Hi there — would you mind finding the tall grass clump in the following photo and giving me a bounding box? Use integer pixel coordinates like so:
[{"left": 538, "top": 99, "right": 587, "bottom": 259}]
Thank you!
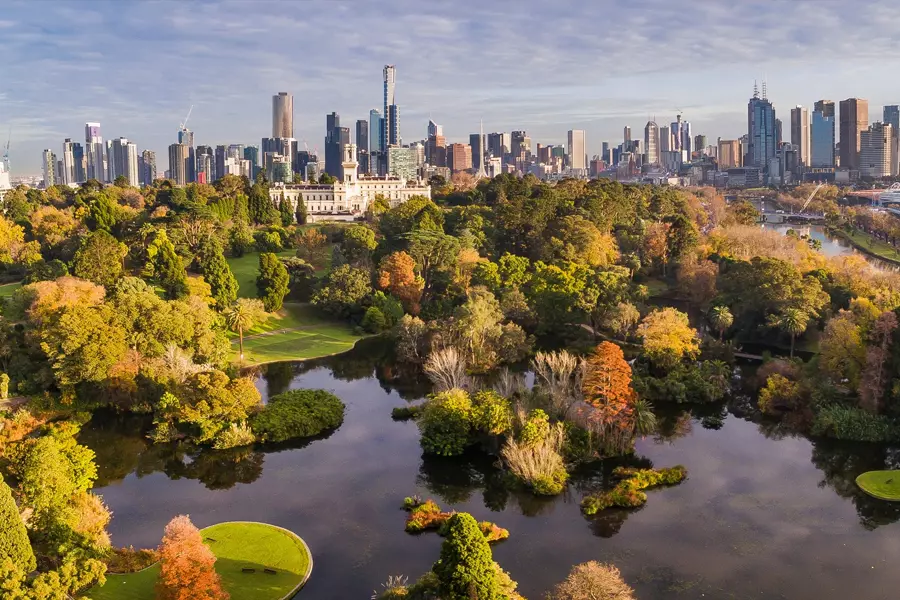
[{"left": 501, "top": 422, "right": 569, "bottom": 495}]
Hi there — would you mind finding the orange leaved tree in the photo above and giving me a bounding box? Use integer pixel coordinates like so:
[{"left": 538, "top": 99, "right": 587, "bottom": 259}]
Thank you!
[
  {"left": 156, "top": 515, "right": 228, "bottom": 600},
  {"left": 377, "top": 251, "right": 423, "bottom": 314},
  {"left": 581, "top": 342, "right": 638, "bottom": 454}
]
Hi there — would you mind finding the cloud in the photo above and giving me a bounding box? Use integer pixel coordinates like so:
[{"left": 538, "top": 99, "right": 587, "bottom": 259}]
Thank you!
[{"left": 5, "top": 0, "right": 900, "bottom": 173}]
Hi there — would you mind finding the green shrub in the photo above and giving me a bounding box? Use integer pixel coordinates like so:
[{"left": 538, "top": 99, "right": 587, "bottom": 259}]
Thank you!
[
  {"left": 362, "top": 306, "right": 388, "bottom": 333},
  {"left": 0, "top": 480, "right": 36, "bottom": 572},
  {"left": 581, "top": 465, "right": 688, "bottom": 515},
  {"left": 250, "top": 389, "right": 345, "bottom": 443},
  {"left": 517, "top": 408, "right": 550, "bottom": 447},
  {"left": 471, "top": 390, "right": 512, "bottom": 436},
  {"left": 633, "top": 360, "right": 731, "bottom": 403},
  {"left": 532, "top": 472, "right": 568, "bottom": 496},
  {"left": 433, "top": 513, "right": 498, "bottom": 600},
  {"left": 417, "top": 390, "right": 472, "bottom": 456},
  {"left": 811, "top": 404, "right": 899, "bottom": 442},
  {"left": 212, "top": 422, "right": 256, "bottom": 449}
]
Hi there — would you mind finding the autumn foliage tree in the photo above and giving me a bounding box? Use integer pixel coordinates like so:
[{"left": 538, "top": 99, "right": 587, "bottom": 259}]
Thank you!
[
  {"left": 377, "top": 251, "right": 422, "bottom": 314},
  {"left": 156, "top": 515, "right": 228, "bottom": 600},
  {"left": 582, "top": 342, "right": 635, "bottom": 423}
]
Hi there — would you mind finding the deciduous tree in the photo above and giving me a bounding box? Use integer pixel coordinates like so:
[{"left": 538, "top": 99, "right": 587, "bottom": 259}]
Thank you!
[
  {"left": 156, "top": 515, "right": 228, "bottom": 600},
  {"left": 377, "top": 251, "right": 422, "bottom": 314},
  {"left": 550, "top": 561, "right": 636, "bottom": 600},
  {"left": 73, "top": 230, "right": 127, "bottom": 288},
  {"left": 311, "top": 264, "right": 373, "bottom": 320},
  {"left": 582, "top": 342, "right": 635, "bottom": 422},
  {"left": 636, "top": 308, "right": 700, "bottom": 368}
]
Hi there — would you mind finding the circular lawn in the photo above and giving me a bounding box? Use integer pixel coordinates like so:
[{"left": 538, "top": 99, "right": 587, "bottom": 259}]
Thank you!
[{"left": 86, "top": 521, "right": 312, "bottom": 600}]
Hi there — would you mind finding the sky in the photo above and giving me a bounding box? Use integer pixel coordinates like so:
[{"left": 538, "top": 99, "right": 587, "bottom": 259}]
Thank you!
[{"left": 4, "top": 0, "right": 900, "bottom": 175}]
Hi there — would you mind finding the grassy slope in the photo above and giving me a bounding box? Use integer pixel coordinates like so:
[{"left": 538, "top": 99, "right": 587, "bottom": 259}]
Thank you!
[
  {"left": 834, "top": 229, "right": 900, "bottom": 265},
  {"left": 856, "top": 470, "right": 900, "bottom": 501},
  {"left": 0, "top": 281, "right": 21, "bottom": 298},
  {"left": 225, "top": 252, "right": 361, "bottom": 366},
  {"left": 86, "top": 522, "right": 310, "bottom": 600}
]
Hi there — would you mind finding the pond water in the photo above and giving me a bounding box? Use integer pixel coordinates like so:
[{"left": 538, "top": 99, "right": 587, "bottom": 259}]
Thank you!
[{"left": 79, "top": 340, "right": 900, "bottom": 600}]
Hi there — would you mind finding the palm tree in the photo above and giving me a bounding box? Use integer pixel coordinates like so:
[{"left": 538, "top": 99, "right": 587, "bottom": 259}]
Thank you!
[
  {"left": 769, "top": 308, "right": 809, "bottom": 358},
  {"left": 631, "top": 398, "right": 657, "bottom": 437},
  {"left": 708, "top": 306, "right": 733, "bottom": 342},
  {"left": 223, "top": 298, "right": 266, "bottom": 360}
]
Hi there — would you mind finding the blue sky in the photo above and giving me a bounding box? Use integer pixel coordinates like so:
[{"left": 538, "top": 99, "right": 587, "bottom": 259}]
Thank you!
[{"left": 4, "top": 0, "right": 900, "bottom": 175}]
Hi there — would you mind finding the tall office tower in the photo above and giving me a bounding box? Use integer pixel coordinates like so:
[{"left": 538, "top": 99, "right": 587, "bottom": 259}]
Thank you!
[
  {"left": 42, "top": 149, "right": 57, "bottom": 187},
  {"left": 72, "top": 142, "right": 85, "bottom": 183},
  {"left": 427, "top": 119, "right": 443, "bottom": 138},
  {"left": 272, "top": 92, "right": 293, "bottom": 138},
  {"left": 860, "top": 122, "right": 893, "bottom": 178},
  {"left": 177, "top": 128, "right": 195, "bottom": 182},
  {"left": 642, "top": 122, "right": 659, "bottom": 165},
  {"left": 125, "top": 141, "right": 139, "bottom": 186},
  {"left": 681, "top": 121, "right": 693, "bottom": 156},
  {"left": 325, "top": 113, "right": 350, "bottom": 179},
  {"left": 446, "top": 143, "right": 473, "bottom": 173},
  {"left": 670, "top": 115, "right": 683, "bottom": 151},
  {"left": 747, "top": 83, "right": 777, "bottom": 169},
  {"left": 383, "top": 65, "right": 399, "bottom": 151},
  {"left": 139, "top": 150, "right": 157, "bottom": 185},
  {"left": 511, "top": 131, "right": 530, "bottom": 159},
  {"left": 195, "top": 146, "right": 213, "bottom": 182},
  {"left": 566, "top": 130, "right": 586, "bottom": 173},
  {"left": 811, "top": 108, "right": 836, "bottom": 167},
  {"left": 487, "top": 132, "right": 510, "bottom": 160},
  {"left": 110, "top": 137, "right": 138, "bottom": 185},
  {"left": 623, "top": 126, "right": 631, "bottom": 143},
  {"left": 84, "top": 122, "right": 105, "bottom": 181},
  {"left": 775, "top": 118, "right": 783, "bottom": 147},
  {"left": 105, "top": 140, "right": 115, "bottom": 181},
  {"left": 215, "top": 145, "right": 227, "bottom": 180},
  {"left": 368, "top": 109, "right": 384, "bottom": 175},
  {"left": 61, "top": 139, "right": 77, "bottom": 184},
  {"left": 839, "top": 98, "right": 868, "bottom": 171},
  {"left": 355, "top": 119, "right": 369, "bottom": 173},
  {"left": 168, "top": 143, "right": 189, "bottom": 185},
  {"left": 814, "top": 100, "right": 835, "bottom": 118},
  {"left": 244, "top": 146, "right": 259, "bottom": 168},
  {"left": 469, "top": 131, "right": 486, "bottom": 174},
  {"left": 601, "top": 141, "right": 610, "bottom": 163},
  {"left": 694, "top": 135, "right": 708, "bottom": 155},
  {"left": 655, "top": 126, "right": 668, "bottom": 154},
  {"left": 717, "top": 139, "right": 743, "bottom": 168},
  {"left": 425, "top": 132, "right": 446, "bottom": 167},
  {"left": 790, "top": 106, "right": 811, "bottom": 166}
]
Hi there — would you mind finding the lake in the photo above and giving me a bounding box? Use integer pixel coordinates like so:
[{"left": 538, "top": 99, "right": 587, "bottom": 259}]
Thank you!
[{"left": 78, "top": 340, "right": 900, "bottom": 600}]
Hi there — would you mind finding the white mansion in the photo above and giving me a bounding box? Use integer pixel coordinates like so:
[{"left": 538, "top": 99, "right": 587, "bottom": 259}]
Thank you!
[{"left": 269, "top": 143, "right": 431, "bottom": 221}]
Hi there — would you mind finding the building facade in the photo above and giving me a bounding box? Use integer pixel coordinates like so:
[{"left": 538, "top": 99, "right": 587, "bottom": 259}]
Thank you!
[
  {"left": 811, "top": 110, "right": 835, "bottom": 167},
  {"left": 790, "top": 105, "right": 811, "bottom": 166},
  {"left": 383, "top": 65, "right": 399, "bottom": 151},
  {"left": 567, "top": 129, "right": 587, "bottom": 173},
  {"left": 42, "top": 149, "right": 56, "bottom": 188},
  {"left": 860, "top": 122, "right": 893, "bottom": 178},
  {"left": 469, "top": 132, "right": 486, "bottom": 173},
  {"left": 167, "top": 143, "right": 189, "bottom": 185},
  {"left": 272, "top": 92, "right": 293, "bottom": 139},
  {"left": 139, "top": 150, "right": 156, "bottom": 185},
  {"left": 643, "top": 122, "right": 659, "bottom": 166},
  {"left": 839, "top": 98, "right": 868, "bottom": 171},
  {"left": 748, "top": 89, "right": 777, "bottom": 170},
  {"left": 446, "top": 143, "right": 472, "bottom": 173},
  {"left": 718, "top": 139, "right": 743, "bottom": 169},
  {"left": 271, "top": 143, "right": 429, "bottom": 222},
  {"left": 85, "top": 122, "right": 105, "bottom": 182}
]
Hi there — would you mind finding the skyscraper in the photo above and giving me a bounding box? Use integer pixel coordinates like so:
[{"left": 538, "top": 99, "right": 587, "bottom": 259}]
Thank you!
[
  {"left": 642, "top": 122, "right": 658, "bottom": 166},
  {"left": 110, "top": 137, "right": 138, "bottom": 185},
  {"left": 62, "top": 139, "right": 77, "bottom": 185},
  {"left": 139, "top": 150, "right": 157, "bottom": 186},
  {"left": 790, "top": 106, "right": 811, "bottom": 166},
  {"left": 670, "top": 116, "right": 683, "bottom": 151},
  {"left": 84, "top": 122, "right": 105, "bottom": 181},
  {"left": 694, "top": 135, "right": 708, "bottom": 155},
  {"left": 567, "top": 130, "right": 586, "bottom": 174},
  {"left": 272, "top": 92, "right": 293, "bottom": 138},
  {"left": 168, "top": 143, "right": 189, "bottom": 185},
  {"left": 718, "top": 139, "right": 743, "bottom": 169},
  {"left": 487, "top": 133, "right": 510, "bottom": 160},
  {"left": 177, "top": 127, "right": 195, "bottom": 183},
  {"left": 469, "top": 132, "right": 486, "bottom": 174},
  {"left": 681, "top": 121, "right": 693, "bottom": 156},
  {"left": 860, "top": 122, "right": 892, "bottom": 178},
  {"left": 811, "top": 108, "right": 835, "bottom": 168},
  {"left": 747, "top": 83, "right": 777, "bottom": 169},
  {"left": 814, "top": 100, "right": 835, "bottom": 118},
  {"left": 325, "top": 112, "right": 349, "bottom": 179},
  {"left": 658, "top": 126, "right": 671, "bottom": 153},
  {"left": 839, "top": 98, "right": 868, "bottom": 171},
  {"left": 196, "top": 146, "right": 214, "bottom": 183},
  {"left": 428, "top": 120, "right": 443, "bottom": 139},
  {"left": 369, "top": 109, "right": 384, "bottom": 175},
  {"left": 72, "top": 142, "right": 85, "bottom": 183},
  {"left": 42, "top": 149, "right": 56, "bottom": 187},
  {"left": 383, "top": 65, "right": 399, "bottom": 151},
  {"left": 884, "top": 105, "right": 900, "bottom": 176},
  {"left": 446, "top": 143, "right": 472, "bottom": 173},
  {"left": 356, "top": 119, "right": 369, "bottom": 173},
  {"left": 623, "top": 126, "right": 631, "bottom": 143},
  {"left": 215, "top": 145, "right": 227, "bottom": 180}
]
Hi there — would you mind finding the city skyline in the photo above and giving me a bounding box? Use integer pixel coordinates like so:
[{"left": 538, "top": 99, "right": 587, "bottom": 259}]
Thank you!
[{"left": 5, "top": 0, "right": 900, "bottom": 173}]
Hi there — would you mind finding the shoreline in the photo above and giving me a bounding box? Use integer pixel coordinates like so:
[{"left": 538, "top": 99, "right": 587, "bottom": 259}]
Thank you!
[{"left": 828, "top": 227, "right": 900, "bottom": 267}]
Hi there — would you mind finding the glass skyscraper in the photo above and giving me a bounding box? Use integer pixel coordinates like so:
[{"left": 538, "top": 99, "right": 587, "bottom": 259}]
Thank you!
[
  {"left": 748, "top": 89, "right": 776, "bottom": 170},
  {"left": 811, "top": 110, "right": 835, "bottom": 167}
]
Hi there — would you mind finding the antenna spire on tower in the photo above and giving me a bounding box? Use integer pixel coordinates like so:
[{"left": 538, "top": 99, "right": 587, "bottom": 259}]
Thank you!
[
  {"left": 753, "top": 80, "right": 759, "bottom": 99},
  {"left": 762, "top": 79, "right": 768, "bottom": 100}
]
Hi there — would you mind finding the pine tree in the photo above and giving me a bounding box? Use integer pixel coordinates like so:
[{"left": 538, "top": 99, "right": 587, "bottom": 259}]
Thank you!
[
  {"left": 256, "top": 253, "right": 290, "bottom": 312},
  {"left": 432, "top": 513, "right": 498, "bottom": 600},
  {"left": 279, "top": 194, "right": 293, "bottom": 226},
  {"left": 248, "top": 175, "right": 275, "bottom": 225},
  {"left": 156, "top": 515, "right": 227, "bottom": 600},
  {"left": 198, "top": 237, "right": 239, "bottom": 309},
  {"left": 295, "top": 196, "right": 308, "bottom": 225},
  {"left": 0, "top": 480, "right": 36, "bottom": 573}
]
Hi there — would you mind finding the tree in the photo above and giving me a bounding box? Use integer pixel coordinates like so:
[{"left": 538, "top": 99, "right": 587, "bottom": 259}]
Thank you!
[
  {"left": 860, "top": 311, "right": 897, "bottom": 413},
  {"left": 16, "top": 435, "right": 81, "bottom": 528},
  {"left": 642, "top": 221, "right": 671, "bottom": 275},
  {"left": 550, "top": 561, "right": 636, "bottom": 600},
  {"left": 146, "top": 230, "right": 188, "bottom": 299},
  {"left": 377, "top": 251, "right": 422, "bottom": 314},
  {"left": 378, "top": 196, "right": 444, "bottom": 248},
  {"left": 582, "top": 342, "right": 635, "bottom": 422},
  {"left": 40, "top": 304, "right": 128, "bottom": 388},
  {"left": 342, "top": 224, "right": 377, "bottom": 264},
  {"left": 768, "top": 308, "right": 809, "bottom": 358},
  {"left": 156, "top": 515, "right": 228, "bottom": 600},
  {"left": 605, "top": 302, "right": 640, "bottom": 341},
  {"left": 676, "top": 257, "right": 718, "bottom": 306},
  {"left": 73, "top": 230, "right": 127, "bottom": 288},
  {"left": 547, "top": 215, "right": 619, "bottom": 267},
  {"left": 248, "top": 176, "right": 276, "bottom": 225},
  {"left": 311, "top": 265, "right": 373, "bottom": 320},
  {"left": 453, "top": 288, "right": 504, "bottom": 371},
  {"left": 819, "top": 311, "right": 865, "bottom": 388},
  {"left": 224, "top": 299, "right": 266, "bottom": 360},
  {"left": 432, "top": 512, "right": 498, "bottom": 600},
  {"left": 708, "top": 306, "right": 733, "bottom": 341},
  {"left": 278, "top": 194, "right": 293, "bottom": 226},
  {"left": 636, "top": 308, "right": 700, "bottom": 368},
  {"left": 295, "top": 227, "right": 328, "bottom": 268},
  {"left": 197, "top": 238, "right": 239, "bottom": 309},
  {"left": 295, "top": 196, "right": 307, "bottom": 225},
  {"left": 665, "top": 214, "right": 699, "bottom": 262},
  {"left": 0, "top": 480, "right": 35, "bottom": 573},
  {"left": 0, "top": 214, "right": 40, "bottom": 266},
  {"left": 256, "top": 252, "right": 290, "bottom": 312},
  {"left": 228, "top": 222, "right": 254, "bottom": 257},
  {"left": 406, "top": 230, "right": 460, "bottom": 301},
  {"left": 725, "top": 200, "right": 760, "bottom": 226}
]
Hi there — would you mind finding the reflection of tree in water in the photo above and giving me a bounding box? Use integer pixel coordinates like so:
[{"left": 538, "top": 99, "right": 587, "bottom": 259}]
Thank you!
[
  {"left": 810, "top": 439, "right": 900, "bottom": 530},
  {"left": 77, "top": 411, "right": 153, "bottom": 487},
  {"left": 261, "top": 361, "right": 297, "bottom": 398},
  {"left": 570, "top": 455, "right": 655, "bottom": 538}
]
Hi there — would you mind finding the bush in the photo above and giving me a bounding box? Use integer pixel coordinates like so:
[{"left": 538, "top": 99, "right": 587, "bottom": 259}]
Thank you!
[
  {"left": 471, "top": 390, "right": 513, "bottom": 436},
  {"left": 0, "top": 479, "right": 36, "bottom": 572},
  {"left": 362, "top": 306, "right": 388, "bottom": 333},
  {"left": 811, "top": 404, "right": 899, "bottom": 442},
  {"left": 433, "top": 513, "right": 498, "bottom": 600},
  {"left": 417, "top": 389, "right": 472, "bottom": 456},
  {"left": 212, "top": 422, "right": 256, "bottom": 449},
  {"left": 633, "top": 360, "right": 731, "bottom": 403},
  {"left": 517, "top": 409, "right": 550, "bottom": 447},
  {"left": 550, "top": 561, "right": 636, "bottom": 600},
  {"left": 758, "top": 374, "right": 804, "bottom": 414},
  {"left": 250, "top": 389, "right": 345, "bottom": 443},
  {"left": 502, "top": 423, "right": 568, "bottom": 496},
  {"left": 404, "top": 499, "right": 509, "bottom": 544},
  {"left": 105, "top": 546, "right": 159, "bottom": 574},
  {"left": 581, "top": 465, "right": 687, "bottom": 515}
]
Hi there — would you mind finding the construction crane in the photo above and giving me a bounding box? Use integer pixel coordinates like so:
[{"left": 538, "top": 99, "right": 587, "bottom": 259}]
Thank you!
[{"left": 179, "top": 105, "right": 194, "bottom": 132}]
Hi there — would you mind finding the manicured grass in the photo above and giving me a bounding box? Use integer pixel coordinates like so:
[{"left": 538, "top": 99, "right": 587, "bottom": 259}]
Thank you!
[
  {"left": 0, "top": 281, "right": 22, "bottom": 298},
  {"left": 856, "top": 470, "right": 900, "bottom": 501},
  {"left": 835, "top": 229, "right": 900, "bottom": 265},
  {"left": 227, "top": 251, "right": 297, "bottom": 299},
  {"left": 234, "top": 303, "right": 363, "bottom": 366},
  {"left": 86, "top": 522, "right": 311, "bottom": 600}
]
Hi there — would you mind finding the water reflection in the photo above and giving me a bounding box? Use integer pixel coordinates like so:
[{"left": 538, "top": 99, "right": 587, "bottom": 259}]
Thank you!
[{"left": 78, "top": 338, "right": 900, "bottom": 600}]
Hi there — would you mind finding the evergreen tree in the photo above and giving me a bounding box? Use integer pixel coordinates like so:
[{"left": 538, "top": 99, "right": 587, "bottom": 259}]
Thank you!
[
  {"left": 432, "top": 513, "right": 498, "bottom": 600},
  {"left": 256, "top": 252, "right": 290, "bottom": 312},
  {"left": 73, "top": 229, "right": 127, "bottom": 288},
  {"left": 248, "top": 174, "right": 276, "bottom": 225},
  {"left": 198, "top": 237, "right": 239, "bottom": 309},
  {"left": 0, "top": 480, "right": 36, "bottom": 573},
  {"left": 147, "top": 230, "right": 188, "bottom": 299},
  {"left": 279, "top": 194, "right": 293, "bottom": 226},
  {"left": 295, "top": 196, "right": 308, "bottom": 225}
]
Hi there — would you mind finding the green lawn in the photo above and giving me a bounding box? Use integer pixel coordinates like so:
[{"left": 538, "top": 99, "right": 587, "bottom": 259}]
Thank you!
[
  {"left": 0, "top": 281, "right": 22, "bottom": 298},
  {"left": 227, "top": 251, "right": 297, "bottom": 299},
  {"left": 235, "top": 303, "right": 363, "bottom": 366},
  {"left": 856, "top": 470, "right": 900, "bottom": 501},
  {"left": 836, "top": 230, "right": 900, "bottom": 265},
  {"left": 85, "top": 522, "right": 311, "bottom": 600}
]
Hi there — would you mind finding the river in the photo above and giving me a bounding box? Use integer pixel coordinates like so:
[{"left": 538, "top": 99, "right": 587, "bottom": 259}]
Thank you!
[
  {"left": 763, "top": 223, "right": 896, "bottom": 270},
  {"left": 78, "top": 340, "right": 900, "bottom": 600}
]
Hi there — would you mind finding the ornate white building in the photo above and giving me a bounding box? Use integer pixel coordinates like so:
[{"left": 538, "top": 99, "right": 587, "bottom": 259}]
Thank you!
[{"left": 270, "top": 143, "right": 430, "bottom": 222}]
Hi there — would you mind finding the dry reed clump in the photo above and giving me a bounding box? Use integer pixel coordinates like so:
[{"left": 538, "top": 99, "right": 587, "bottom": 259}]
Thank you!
[
  {"left": 531, "top": 350, "right": 585, "bottom": 419},
  {"left": 501, "top": 422, "right": 569, "bottom": 495},
  {"left": 424, "top": 347, "right": 470, "bottom": 391}
]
